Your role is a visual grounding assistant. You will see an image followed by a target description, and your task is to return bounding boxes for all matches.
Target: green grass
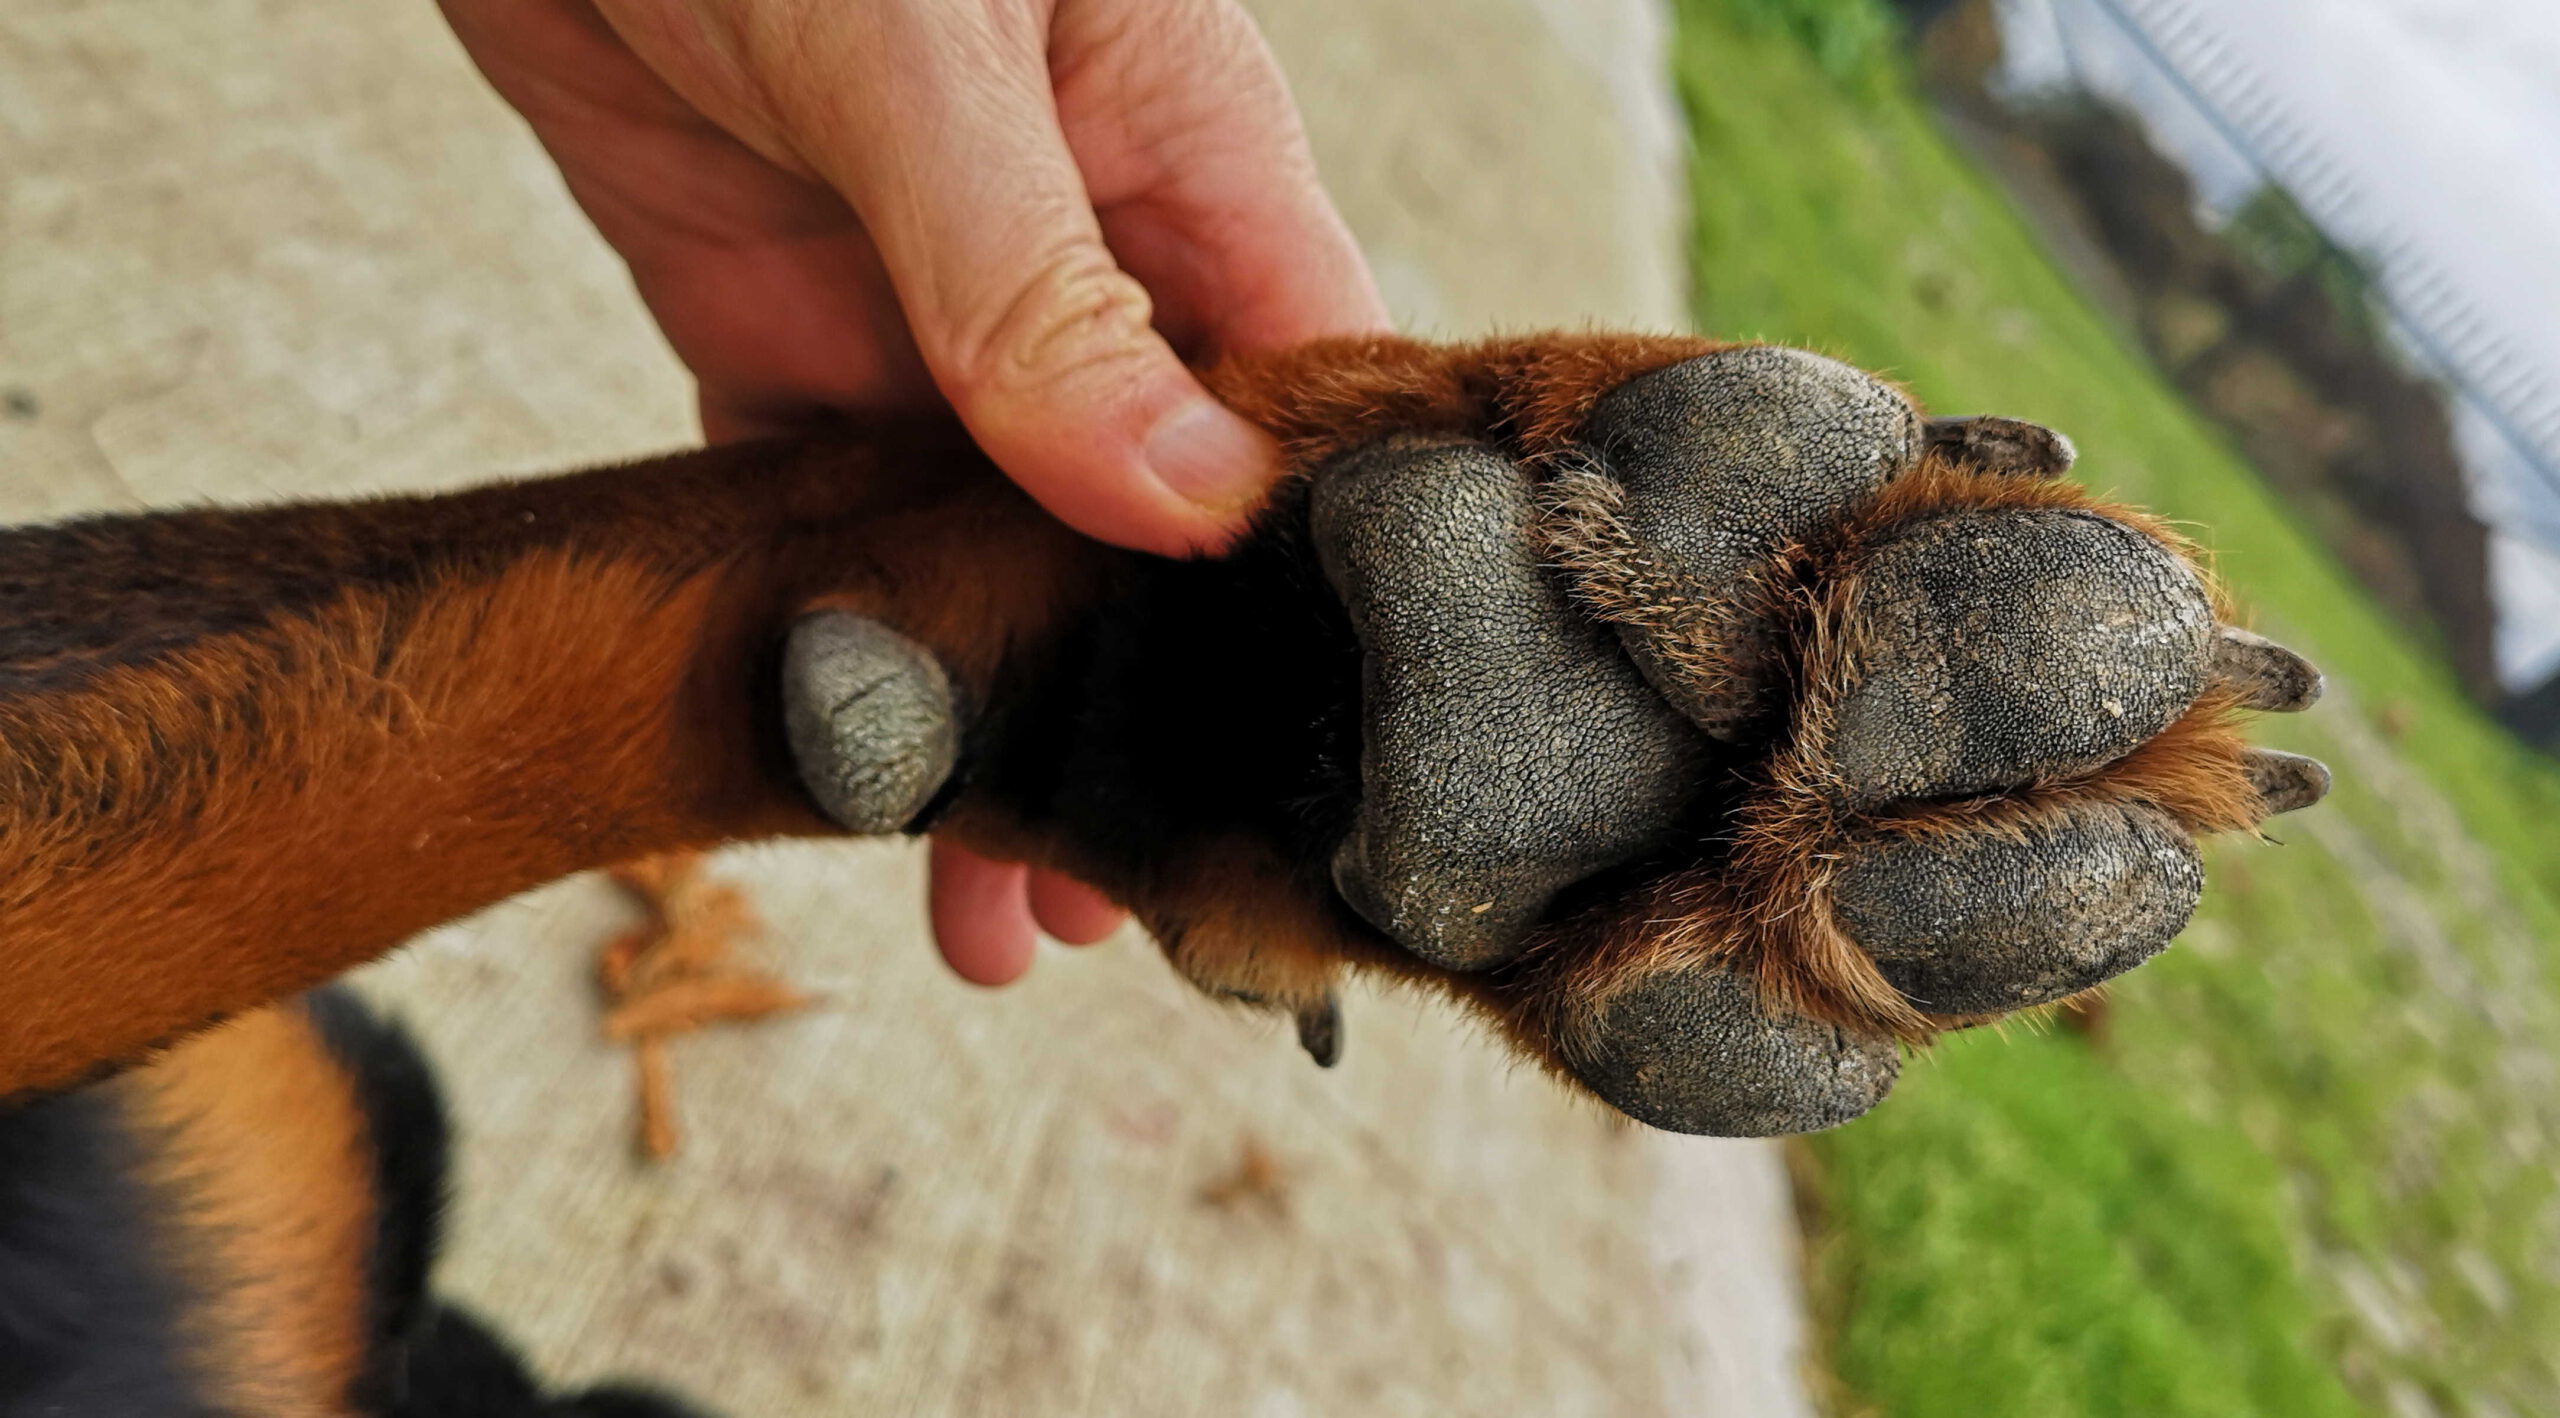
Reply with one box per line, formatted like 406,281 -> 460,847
1668,3 -> 2560,1413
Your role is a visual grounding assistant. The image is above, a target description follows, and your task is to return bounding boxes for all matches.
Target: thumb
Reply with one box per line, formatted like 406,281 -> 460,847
763,5 -> 1276,556
926,240 -> 1279,557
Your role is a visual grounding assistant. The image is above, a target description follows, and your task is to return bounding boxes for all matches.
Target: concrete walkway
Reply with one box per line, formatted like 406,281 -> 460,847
0,2 -> 1816,1412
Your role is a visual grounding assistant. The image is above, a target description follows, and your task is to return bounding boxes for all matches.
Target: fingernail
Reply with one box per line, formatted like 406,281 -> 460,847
1145,397 -> 1277,511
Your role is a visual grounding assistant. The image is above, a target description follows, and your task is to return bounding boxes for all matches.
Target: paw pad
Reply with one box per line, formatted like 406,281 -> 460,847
1818,508 -> 2214,807
1310,438 -> 1709,970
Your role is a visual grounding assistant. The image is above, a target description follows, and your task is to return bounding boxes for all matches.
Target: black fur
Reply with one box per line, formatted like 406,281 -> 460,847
0,1090 -> 207,1417
306,989 -> 710,1418
389,1306 -> 706,1418
305,987 -> 454,1413
971,485 -> 1370,928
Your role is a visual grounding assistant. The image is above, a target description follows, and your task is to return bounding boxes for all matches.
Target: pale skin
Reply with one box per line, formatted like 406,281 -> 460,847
437,0 -> 1390,984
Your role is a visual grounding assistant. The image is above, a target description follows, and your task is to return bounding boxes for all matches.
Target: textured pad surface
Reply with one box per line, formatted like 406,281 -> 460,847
1823,509 -> 2215,807
1831,802 -> 2205,1013
1311,438 -> 1710,970
1564,966 -> 1902,1137
1576,347 -> 1922,734
1582,346 -> 1921,585
782,612 -> 961,835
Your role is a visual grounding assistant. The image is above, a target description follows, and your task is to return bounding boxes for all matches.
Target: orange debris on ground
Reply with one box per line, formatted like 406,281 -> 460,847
597,851 -> 812,1160
1198,1135 -> 1292,1219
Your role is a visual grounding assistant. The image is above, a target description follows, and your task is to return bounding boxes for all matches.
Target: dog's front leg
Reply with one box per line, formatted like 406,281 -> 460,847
0,422 -> 1115,1096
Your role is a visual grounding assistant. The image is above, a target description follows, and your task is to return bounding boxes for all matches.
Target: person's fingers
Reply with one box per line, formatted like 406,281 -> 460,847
724,1 -> 1284,556
1055,1 -> 1391,354
928,840 -> 1040,987
1027,869 -> 1126,946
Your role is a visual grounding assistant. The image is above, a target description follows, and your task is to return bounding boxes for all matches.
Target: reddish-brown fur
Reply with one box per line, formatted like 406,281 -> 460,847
0,430 -> 1110,1095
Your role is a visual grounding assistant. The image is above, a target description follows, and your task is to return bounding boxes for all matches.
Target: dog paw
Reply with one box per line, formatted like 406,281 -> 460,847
1290,343 -> 2324,1134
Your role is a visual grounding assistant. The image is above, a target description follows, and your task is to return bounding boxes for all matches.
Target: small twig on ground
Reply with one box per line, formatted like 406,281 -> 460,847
595,851 -> 812,1160
1199,1135 -> 1293,1219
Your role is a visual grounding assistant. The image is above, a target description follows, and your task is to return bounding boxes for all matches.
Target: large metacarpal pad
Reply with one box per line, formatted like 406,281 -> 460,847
1312,438 -> 1710,970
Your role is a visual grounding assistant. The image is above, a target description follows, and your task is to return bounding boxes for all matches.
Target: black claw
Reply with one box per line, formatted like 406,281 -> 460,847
1921,415 -> 2077,477
2209,627 -> 2325,713
2243,747 -> 2332,817
1295,995 -> 1343,1069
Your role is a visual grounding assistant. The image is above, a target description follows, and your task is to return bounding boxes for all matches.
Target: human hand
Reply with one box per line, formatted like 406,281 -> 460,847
437,0 -> 1390,984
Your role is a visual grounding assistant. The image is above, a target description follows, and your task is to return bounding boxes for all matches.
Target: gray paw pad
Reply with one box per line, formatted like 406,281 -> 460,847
1822,510 -> 2215,807
1581,346 -> 1923,584
1831,801 -> 2204,1013
1311,438 -> 1710,971
782,611 -> 961,834
1566,965 -> 1902,1136
1575,348 -> 1923,734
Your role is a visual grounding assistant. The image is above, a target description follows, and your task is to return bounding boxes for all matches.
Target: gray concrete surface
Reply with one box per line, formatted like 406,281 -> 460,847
0,1 -> 1818,1413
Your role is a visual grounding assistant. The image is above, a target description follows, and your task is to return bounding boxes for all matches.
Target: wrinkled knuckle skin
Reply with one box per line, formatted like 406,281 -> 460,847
962,247 -> 1158,398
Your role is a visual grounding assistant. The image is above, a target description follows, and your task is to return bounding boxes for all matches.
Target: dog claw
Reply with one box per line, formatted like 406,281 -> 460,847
1921,415 -> 2078,477
1295,995 -> 1343,1069
2243,747 -> 2332,817
2209,627 -> 2325,713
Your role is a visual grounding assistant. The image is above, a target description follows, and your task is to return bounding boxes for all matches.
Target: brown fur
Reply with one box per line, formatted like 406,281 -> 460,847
110,1006 -> 379,1416
1206,333 -> 1721,470
1538,457 -> 1792,737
